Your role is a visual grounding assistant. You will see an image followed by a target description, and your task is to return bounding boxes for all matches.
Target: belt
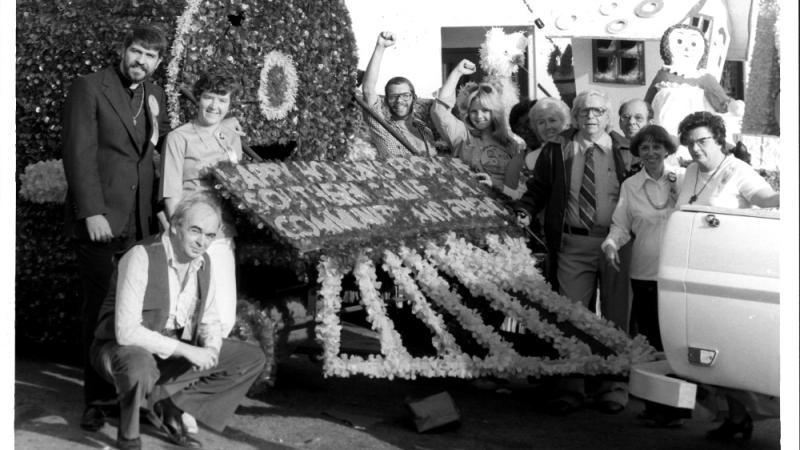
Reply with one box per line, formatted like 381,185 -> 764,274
563,224 -> 609,237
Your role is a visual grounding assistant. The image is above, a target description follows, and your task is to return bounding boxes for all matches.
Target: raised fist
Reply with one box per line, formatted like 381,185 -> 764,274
457,59 -> 477,75
377,31 -> 396,48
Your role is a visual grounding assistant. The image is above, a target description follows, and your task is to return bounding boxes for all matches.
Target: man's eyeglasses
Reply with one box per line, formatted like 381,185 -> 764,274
578,107 -> 607,118
620,114 -> 647,122
684,136 -> 715,148
386,92 -> 413,102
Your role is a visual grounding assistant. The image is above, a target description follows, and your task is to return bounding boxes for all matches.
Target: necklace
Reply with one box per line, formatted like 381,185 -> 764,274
689,155 -> 728,204
132,86 -> 144,126
643,178 -> 669,210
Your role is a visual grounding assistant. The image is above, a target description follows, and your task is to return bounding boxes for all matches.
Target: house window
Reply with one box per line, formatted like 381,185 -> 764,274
592,39 -> 645,85
690,14 -> 714,35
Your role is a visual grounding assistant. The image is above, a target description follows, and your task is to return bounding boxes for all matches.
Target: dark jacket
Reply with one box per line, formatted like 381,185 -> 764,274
514,128 -> 632,291
62,66 -> 171,240
94,234 -> 212,346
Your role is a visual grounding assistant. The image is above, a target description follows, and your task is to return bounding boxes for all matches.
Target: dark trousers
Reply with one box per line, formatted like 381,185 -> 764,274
91,338 -> 266,439
74,237 -> 136,405
630,279 -> 662,351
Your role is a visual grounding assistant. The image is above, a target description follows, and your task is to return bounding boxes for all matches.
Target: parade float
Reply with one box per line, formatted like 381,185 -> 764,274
19,0 -> 779,381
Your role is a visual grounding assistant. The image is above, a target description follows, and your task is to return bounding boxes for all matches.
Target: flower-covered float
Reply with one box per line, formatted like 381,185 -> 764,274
207,156 -> 656,379
15,0 -> 659,379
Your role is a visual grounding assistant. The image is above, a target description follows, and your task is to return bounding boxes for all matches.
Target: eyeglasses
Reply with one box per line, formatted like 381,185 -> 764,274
620,114 -> 647,122
578,107 -> 607,118
685,136 -> 715,148
386,92 -> 413,102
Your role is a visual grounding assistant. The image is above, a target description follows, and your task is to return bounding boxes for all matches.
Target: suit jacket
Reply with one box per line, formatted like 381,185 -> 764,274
62,66 -> 171,240
514,128 -> 631,291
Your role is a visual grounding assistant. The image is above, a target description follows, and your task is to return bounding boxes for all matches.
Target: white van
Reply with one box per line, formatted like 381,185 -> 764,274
628,205 -> 780,408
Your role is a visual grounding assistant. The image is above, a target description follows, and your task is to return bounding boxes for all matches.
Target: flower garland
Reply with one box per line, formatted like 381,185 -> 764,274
481,234 -> 654,360
258,50 -> 299,121
314,240 -> 655,378
425,236 -> 592,360
315,255 -> 346,374
165,0 -> 202,128
19,159 -> 68,204
353,254 -> 413,369
402,245 -> 639,377
398,246 -> 521,368
382,250 -> 462,357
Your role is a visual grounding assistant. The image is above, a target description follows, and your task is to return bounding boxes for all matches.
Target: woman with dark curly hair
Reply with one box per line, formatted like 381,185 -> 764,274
675,111 -> 778,208
674,111 -> 778,440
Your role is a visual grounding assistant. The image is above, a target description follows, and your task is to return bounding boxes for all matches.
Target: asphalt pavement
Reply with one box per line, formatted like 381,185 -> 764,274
14,356 -> 781,449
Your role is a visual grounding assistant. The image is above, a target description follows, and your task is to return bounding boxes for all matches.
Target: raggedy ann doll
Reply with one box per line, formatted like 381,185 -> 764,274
644,24 -> 744,141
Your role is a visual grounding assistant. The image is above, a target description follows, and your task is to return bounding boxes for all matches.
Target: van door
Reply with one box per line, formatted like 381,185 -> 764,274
658,205 -> 779,397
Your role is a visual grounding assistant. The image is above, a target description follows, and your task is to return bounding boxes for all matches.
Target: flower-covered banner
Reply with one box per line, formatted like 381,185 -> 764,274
209,156 -> 516,254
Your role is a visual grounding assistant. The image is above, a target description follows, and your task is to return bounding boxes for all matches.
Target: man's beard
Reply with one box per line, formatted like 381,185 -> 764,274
390,101 -> 414,120
122,61 -> 150,82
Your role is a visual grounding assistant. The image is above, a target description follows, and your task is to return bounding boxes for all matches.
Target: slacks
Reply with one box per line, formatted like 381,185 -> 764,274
91,338 -> 266,439
556,233 -> 631,331
555,232 -> 631,404
74,237 -> 136,405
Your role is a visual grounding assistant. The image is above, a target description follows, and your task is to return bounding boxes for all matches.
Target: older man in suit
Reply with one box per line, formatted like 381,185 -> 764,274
515,89 -> 633,415
62,24 -> 172,431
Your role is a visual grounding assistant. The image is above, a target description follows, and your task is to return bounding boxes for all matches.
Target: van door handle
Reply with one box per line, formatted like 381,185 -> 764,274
705,214 -> 720,227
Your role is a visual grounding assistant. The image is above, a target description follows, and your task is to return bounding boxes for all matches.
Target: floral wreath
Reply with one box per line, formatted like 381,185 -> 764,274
258,50 -> 299,121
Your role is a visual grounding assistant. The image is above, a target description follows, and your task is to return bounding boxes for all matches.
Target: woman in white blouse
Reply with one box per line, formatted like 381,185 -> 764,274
675,111 -> 778,209
601,125 -> 681,351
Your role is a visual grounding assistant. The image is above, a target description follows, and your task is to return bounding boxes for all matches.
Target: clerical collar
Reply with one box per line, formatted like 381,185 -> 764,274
115,66 -> 142,93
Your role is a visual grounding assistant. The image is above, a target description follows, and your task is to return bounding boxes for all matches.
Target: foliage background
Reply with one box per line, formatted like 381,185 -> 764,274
16,0 -> 362,355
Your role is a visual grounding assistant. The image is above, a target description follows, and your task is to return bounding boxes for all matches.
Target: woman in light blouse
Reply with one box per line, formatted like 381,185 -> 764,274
601,125 -> 681,351
675,111 -> 778,209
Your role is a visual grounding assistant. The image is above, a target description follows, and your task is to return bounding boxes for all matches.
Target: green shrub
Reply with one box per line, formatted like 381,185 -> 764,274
15,202 -> 82,353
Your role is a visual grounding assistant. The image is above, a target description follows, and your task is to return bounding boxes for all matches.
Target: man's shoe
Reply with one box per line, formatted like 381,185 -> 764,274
148,399 -> 203,448
115,436 -> 142,450
80,405 -> 106,431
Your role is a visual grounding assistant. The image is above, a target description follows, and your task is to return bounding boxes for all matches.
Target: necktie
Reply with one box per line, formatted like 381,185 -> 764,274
578,146 -> 596,229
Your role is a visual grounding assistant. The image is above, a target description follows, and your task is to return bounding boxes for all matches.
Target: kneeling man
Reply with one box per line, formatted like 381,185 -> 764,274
91,194 -> 265,449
